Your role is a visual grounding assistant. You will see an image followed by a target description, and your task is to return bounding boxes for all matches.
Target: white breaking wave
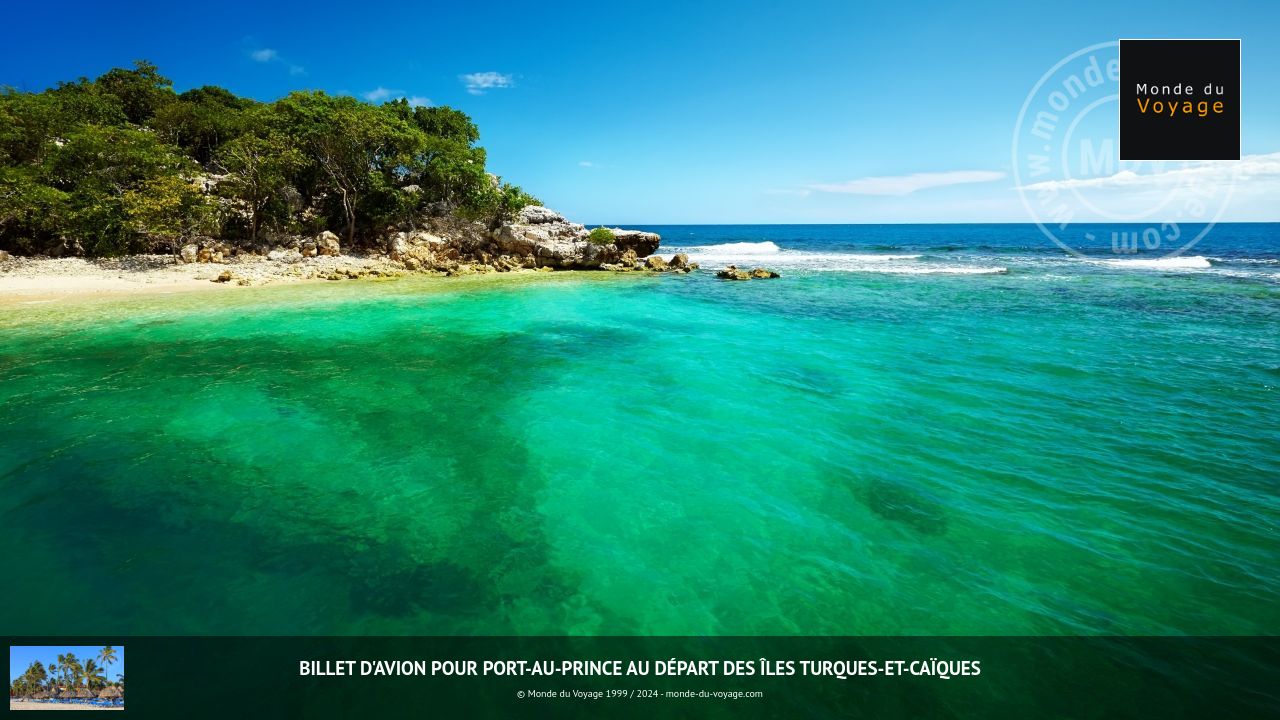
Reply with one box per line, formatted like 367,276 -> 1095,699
1093,256 -> 1211,270
1207,257 -> 1280,264
868,266 -> 1008,275
684,241 -> 782,255
671,241 -> 1010,275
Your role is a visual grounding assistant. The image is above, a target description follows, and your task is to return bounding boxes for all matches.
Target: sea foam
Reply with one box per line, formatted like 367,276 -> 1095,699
1094,256 -> 1211,270
676,241 -> 1002,274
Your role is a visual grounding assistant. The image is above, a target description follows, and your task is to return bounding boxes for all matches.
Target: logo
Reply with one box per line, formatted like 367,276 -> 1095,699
1120,39 -> 1240,160
1012,41 -> 1239,257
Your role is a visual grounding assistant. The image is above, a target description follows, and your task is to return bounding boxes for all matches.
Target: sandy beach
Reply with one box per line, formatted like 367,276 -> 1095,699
10,699 -> 122,711
0,253 -> 410,304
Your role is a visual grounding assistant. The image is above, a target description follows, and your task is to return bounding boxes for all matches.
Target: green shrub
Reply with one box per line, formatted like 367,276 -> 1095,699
588,226 -> 616,245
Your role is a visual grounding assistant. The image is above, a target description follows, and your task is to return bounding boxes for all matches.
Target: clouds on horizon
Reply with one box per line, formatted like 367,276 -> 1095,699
810,170 -> 1007,196
460,71 -> 514,95
361,86 -> 431,106
1017,152 -> 1280,192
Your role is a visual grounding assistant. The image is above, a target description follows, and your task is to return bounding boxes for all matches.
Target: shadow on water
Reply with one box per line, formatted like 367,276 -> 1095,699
858,477 -> 950,537
0,317 -> 642,635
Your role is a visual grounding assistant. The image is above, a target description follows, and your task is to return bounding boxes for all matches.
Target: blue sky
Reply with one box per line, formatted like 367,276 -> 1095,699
9,646 -> 124,683
2,0 -> 1277,223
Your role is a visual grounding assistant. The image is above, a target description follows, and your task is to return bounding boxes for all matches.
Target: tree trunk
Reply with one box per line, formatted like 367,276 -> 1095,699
344,190 -> 357,246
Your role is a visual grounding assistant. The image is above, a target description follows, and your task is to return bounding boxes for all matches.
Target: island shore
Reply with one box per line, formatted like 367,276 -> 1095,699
0,206 -> 692,305
0,253 -> 442,304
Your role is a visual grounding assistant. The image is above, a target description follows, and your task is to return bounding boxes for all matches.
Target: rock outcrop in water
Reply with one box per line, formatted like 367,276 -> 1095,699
716,265 -> 780,280
489,206 -> 664,270
367,205 -> 677,275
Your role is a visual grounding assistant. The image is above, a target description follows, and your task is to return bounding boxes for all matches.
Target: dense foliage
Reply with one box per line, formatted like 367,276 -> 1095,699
0,61 -> 538,256
10,647 -> 121,697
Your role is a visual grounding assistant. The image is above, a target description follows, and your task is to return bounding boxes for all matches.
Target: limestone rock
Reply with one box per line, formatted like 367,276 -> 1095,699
644,255 -> 668,271
715,265 -> 779,280
0,250 -> 10,262
516,205 -> 565,224
716,265 -> 752,281
611,229 -> 661,257
267,248 -> 303,263
316,230 -> 341,256
300,240 -> 318,258
44,239 -> 84,258
179,243 -> 199,264
491,206 -> 661,269
214,270 -> 233,283
669,253 -> 690,270
388,234 -> 410,261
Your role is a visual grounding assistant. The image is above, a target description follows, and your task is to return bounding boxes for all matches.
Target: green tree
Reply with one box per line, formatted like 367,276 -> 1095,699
275,91 -> 418,244
98,647 -> 117,688
153,85 -> 254,165
217,128 -> 303,242
0,62 -> 539,257
28,660 -> 48,690
80,659 -> 106,690
121,174 -> 215,254
0,167 -> 72,254
45,124 -> 203,255
463,180 -> 540,229
0,83 -> 126,167
384,99 -> 490,211
60,653 -> 81,689
94,60 -> 174,125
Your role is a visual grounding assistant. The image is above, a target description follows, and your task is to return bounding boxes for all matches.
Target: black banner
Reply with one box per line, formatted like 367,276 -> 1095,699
6,636 -> 1278,718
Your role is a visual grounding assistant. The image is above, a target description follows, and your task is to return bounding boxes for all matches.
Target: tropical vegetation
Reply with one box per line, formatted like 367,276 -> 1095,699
0,61 -> 538,257
587,226 -> 617,245
9,647 -> 123,699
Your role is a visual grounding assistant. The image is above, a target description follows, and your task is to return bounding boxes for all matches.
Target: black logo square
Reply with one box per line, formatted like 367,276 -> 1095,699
1119,39 -> 1240,160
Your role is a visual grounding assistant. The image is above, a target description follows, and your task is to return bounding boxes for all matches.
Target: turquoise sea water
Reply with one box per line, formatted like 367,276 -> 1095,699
1,224 -> 1277,636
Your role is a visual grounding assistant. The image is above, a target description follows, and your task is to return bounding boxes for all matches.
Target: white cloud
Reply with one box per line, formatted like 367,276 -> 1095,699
578,161 -> 595,168
248,47 -> 304,74
811,170 -> 1007,196
362,86 -> 400,102
460,72 -> 514,95
1018,152 -> 1280,192
764,188 -> 812,197
361,88 -> 432,106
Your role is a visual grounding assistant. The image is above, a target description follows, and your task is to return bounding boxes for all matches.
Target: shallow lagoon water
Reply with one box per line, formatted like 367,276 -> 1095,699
1,225 -> 1277,636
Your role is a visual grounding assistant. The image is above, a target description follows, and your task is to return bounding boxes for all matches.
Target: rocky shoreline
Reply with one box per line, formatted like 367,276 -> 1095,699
158,205 -> 688,278
0,206 -> 714,299
0,205 -> 791,300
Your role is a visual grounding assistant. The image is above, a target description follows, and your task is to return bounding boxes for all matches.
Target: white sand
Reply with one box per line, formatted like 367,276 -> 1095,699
0,254 -> 404,304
